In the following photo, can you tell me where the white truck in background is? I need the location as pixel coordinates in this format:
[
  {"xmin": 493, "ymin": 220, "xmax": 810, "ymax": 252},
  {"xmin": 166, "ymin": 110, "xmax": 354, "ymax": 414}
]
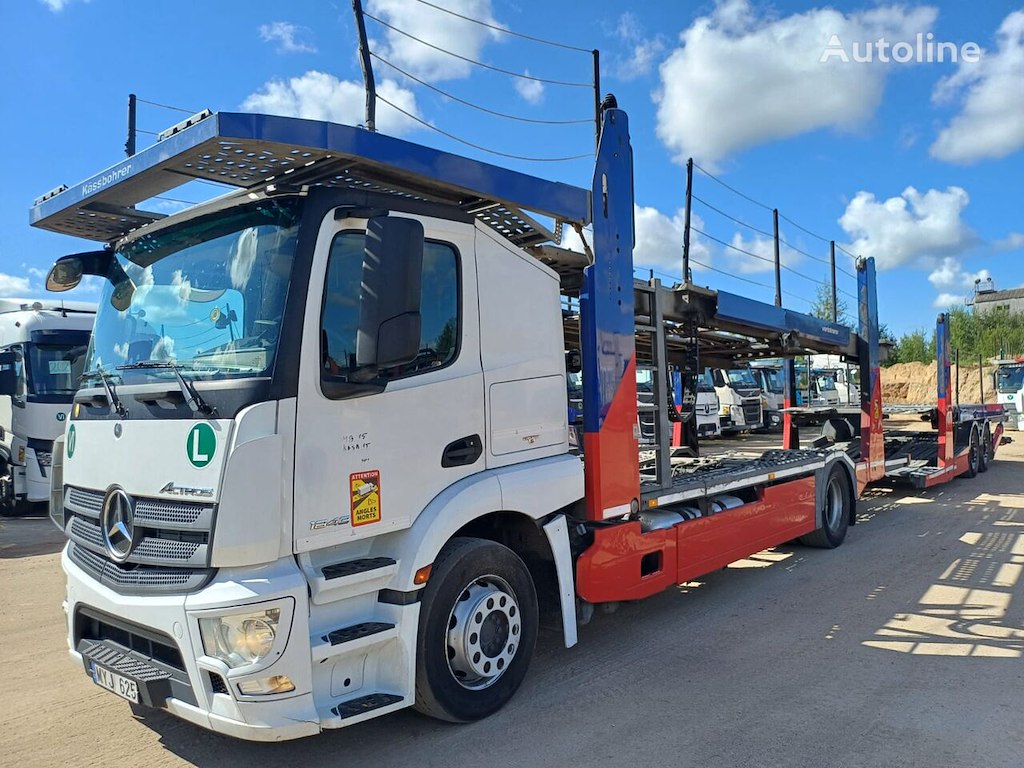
[
  {"xmin": 708, "ymin": 367, "xmax": 763, "ymax": 434},
  {"xmin": 994, "ymin": 359, "xmax": 1024, "ymax": 430},
  {"xmin": 0, "ymin": 298, "xmax": 95, "ymax": 515},
  {"xmin": 695, "ymin": 371, "xmax": 721, "ymax": 438},
  {"xmin": 809, "ymin": 354, "xmax": 859, "ymax": 406},
  {"xmin": 748, "ymin": 363, "xmax": 784, "ymax": 431}
]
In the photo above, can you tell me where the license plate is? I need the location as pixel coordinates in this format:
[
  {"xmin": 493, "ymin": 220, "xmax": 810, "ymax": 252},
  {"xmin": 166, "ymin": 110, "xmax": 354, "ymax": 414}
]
[{"xmin": 91, "ymin": 663, "xmax": 139, "ymax": 703}]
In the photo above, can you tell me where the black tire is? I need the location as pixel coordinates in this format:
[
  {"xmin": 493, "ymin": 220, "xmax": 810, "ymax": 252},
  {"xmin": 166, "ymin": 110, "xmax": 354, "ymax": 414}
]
[
  {"xmin": 978, "ymin": 425, "xmax": 991, "ymax": 473},
  {"xmin": 414, "ymin": 537, "xmax": 538, "ymax": 723},
  {"xmin": 963, "ymin": 428, "xmax": 980, "ymax": 479},
  {"xmin": 0, "ymin": 459, "xmax": 16, "ymax": 518},
  {"xmin": 799, "ymin": 465, "xmax": 851, "ymax": 549}
]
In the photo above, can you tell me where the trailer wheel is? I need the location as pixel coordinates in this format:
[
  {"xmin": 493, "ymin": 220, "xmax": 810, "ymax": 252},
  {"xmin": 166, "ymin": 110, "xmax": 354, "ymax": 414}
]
[
  {"xmin": 414, "ymin": 537, "xmax": 538, "ymax": 723},
  {"xmin": 964, "ymin": 428, "xmax": 981, "ymax": 479},
  {"xmin": 978, "ymin": 425, "xmax": 991, "ymax": 473},
  {"xmin": 799, "ymin": 466, "xmax": 851, "ymax": 549}
]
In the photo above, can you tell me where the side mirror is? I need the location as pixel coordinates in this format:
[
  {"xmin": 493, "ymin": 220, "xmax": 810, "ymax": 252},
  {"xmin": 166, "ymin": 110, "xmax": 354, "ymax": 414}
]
[
  {"xmin": 0, "ymin": 350, "xmax": 16, "ymax": 396},
  {"xmin": 46, "ymin": 256, "xmax": 84, "ymax": 292},
  {"xmin": 356, "ymin": 216, "xmax": 424, "ymax": 371}
]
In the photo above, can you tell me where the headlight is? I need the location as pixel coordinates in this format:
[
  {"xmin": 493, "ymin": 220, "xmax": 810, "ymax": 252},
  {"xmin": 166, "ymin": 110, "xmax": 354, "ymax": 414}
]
[
  {"xmin": 199, "ymin": 607, "xmax": 281, "ymax": 669},
  {"xmin": 721, "ymin": 405, "xmax": 731, "ymax": 415}
]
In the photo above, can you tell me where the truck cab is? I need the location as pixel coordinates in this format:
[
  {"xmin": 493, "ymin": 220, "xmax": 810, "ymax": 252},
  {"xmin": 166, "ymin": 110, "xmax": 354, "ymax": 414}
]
[
  {"xmin": 709, "ymin": 367, "xmax": 763, "ymax": 434},
  {"xmin": 0, "ymin": 299, "xmax": 94, "ymax": 514},
  {"xmin": 749, "ymin": 364, "xmax": 784, "ymax": 431},
  {"xmin": 994, "ymin": 360, "xmax": 1024, "ymax": 430},
  {"xmin": 695, "ymin": 370, "xmax": 721, "ymax": 438}
]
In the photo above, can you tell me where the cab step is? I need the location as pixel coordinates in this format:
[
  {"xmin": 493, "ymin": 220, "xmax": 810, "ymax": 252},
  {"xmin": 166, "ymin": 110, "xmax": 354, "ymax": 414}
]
[
  {"xmin": 322, "ymin": 557, "xmax": 396, "ymax": 580},
  {"xmin": 334, "ymin": 692, "xmax": 403, "ymax": 719},
  {"xmin": 311, "ymin": 621, "xmax": 398, "ymax": 662},
  {"xmin": 309, "ymin": 557, "xmax": 398, "ymax": 605},
  {"xmin": 319, "ymin": 692, "xmax": 408, "ymax": 729}
]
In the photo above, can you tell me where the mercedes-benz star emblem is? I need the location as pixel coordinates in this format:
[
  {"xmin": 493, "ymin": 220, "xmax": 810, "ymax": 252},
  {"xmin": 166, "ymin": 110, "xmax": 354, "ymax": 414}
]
[{"xmin": 101, "ymin": 487, "xmax": 135, "ymax": 562}]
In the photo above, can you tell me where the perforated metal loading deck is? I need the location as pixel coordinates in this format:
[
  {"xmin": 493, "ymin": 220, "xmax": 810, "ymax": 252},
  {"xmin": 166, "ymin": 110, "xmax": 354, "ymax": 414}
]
[{"xmin": 30, "ymin": 112, "xmax": 590, "ymax": 248}]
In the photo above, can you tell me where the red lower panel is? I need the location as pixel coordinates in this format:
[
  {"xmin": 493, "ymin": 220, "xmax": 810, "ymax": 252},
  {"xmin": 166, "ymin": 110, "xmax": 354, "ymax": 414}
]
[
  {"xmin": 576, "ymin": 477, "xmax": 818, "ymax": 603},
  {"xmin": 675, "ymin": 478, "xmax": 817, "ymax": 584},
  {"xmin": 921, "ymin": 451, "xmax": 968, "ymax": 488}
]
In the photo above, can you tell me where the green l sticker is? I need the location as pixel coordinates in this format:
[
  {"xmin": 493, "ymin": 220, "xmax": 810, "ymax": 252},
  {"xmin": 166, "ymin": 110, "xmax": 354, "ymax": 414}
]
[
  {"xmin": 67, "ymin": 424, "xmax": 76, "ymax": 458},
  {"xmin": 187, "ymin": 423, "xmax": 216, "ymax": 468}
]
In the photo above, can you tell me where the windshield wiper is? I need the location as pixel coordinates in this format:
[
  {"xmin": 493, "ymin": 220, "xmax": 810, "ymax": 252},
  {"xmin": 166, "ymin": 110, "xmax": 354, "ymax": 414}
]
[
  {"xmin": 117, "ymin": 361, "xmax": 217, "ymax": 417},
  {"xmin": 84, "ymin": 367, "xmax": 129, "ymax": 419}
]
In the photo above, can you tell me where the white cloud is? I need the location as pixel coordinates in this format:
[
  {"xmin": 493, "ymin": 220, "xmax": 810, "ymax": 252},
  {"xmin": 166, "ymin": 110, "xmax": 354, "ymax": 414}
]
[
  {"xmin": 39, "ymin": 0, "xmax": 79, "ymax": 11},
  {"xmin": 610, "ymin": 12, "xmax": 667, "ymax": 81},
  {"xmin": 725, "ymin": 232, "xmax": 806, "ymax": 274},
  {"xmin": 838, "ymin": 186, "xmax": 976, "ymax": 270},
  {"xmin": 927, "ymin": 256, "xmax": 990, "ymax": 306},
  {"xmin": 996, "ymin": 232, "xmax": 1024, "ymax": 251},
  {"xmin": 0, "ymin": 273, "xmax": 31, "ymax": 296},
  {"xmin": 654, "ymin": 0, "xmax": 937, "ymax": 165},
  {"xmin": 634, "ymin": 206, "xmax": 710, "ymax": 277},
  {"xmin": 514, "ymin": 72, "xmax": 544, "ymax": 105},
  {"xmin": 368, "ymin": 0, "xmax": 503, "ymax": 81},
  {"xmin": 558, "ymin": 206, "xmax": 711, "ymax": 279},
  {"xmin": 242, "ymin": 71, "xmax": 422, "ymax": 135},
  {"xmin": 931, "ymin": 10, "xmax": 1024, "ymax": 164},
  {"xmin": 933, "ymin": 292, "xmax": 964, "ymax": 308},
  {"xmin": 258, "ymin": 21, "xmax": 317, "ymax": 54}
]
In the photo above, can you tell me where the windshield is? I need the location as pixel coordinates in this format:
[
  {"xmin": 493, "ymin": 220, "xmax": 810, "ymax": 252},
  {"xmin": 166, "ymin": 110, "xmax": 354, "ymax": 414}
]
[
  {"xmin": 814, "ymin": 372, "xmax": 837, "ymax": 391},
  {"xmin": 27, "ymin": 340, "xmax": 89, "ymax": 396},
  {"xmin": 697, "ymin": 369, "xmax": 715, "ymax": 392},
  {"xmin": 997, "ymin": 365, "xmax": 1024, "ymax": 393},
  {"xmin": 84, "ymin": 199, "xmax": 301, "ymax": 383},
  {"xmin": 726, "ymin": 368, "xmax": 758, "ymax": 389},
  {"xmin": 756, "ymin": 368, "xmax": 785, "ymax": 393}
]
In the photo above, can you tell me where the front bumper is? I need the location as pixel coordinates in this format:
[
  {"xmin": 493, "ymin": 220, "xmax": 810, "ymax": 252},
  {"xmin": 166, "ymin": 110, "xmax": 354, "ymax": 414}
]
[{"xmin": 62, "ymin": 546, "xmax": 321, "ymax": 741}]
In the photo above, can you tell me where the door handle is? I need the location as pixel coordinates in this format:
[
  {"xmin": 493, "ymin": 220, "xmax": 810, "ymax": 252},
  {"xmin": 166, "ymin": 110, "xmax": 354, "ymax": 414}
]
[{"xmin": 442, "ymin": 435, "xmax": 483, "ymax": 468}]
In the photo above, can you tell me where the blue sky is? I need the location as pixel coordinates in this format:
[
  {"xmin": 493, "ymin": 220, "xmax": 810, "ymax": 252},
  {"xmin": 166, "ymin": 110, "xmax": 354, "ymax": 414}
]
[{"xmin": 1, "ymin": 0, "xmax": 1021, "ymax": 336}]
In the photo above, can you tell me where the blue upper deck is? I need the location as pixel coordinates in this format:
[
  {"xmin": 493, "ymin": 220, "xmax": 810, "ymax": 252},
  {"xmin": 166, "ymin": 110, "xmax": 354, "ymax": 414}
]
[{"xmin": 29, "ymin": 111, "xmax": 591, "ymax": 246}]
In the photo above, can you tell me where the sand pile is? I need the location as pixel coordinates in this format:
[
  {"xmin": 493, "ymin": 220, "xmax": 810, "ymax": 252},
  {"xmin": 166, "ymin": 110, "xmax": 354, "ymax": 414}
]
[{"xmin": 881, "ymin": 362, "xmax": 997, "ymax": 404}]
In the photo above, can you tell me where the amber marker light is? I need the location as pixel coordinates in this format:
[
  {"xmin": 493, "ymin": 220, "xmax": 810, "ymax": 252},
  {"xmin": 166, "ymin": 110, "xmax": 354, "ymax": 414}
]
[{"xmin": 414, "ymin": 564, "xmax": 433, "ymax": 585}]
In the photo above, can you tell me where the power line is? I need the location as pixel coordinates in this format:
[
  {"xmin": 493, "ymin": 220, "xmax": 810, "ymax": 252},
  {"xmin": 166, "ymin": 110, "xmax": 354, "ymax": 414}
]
[
  {"xmin": 692, "ymin": 162, "xmax": 772, "ymax": 211},
  {"xmin": 692, "ymin": 194, "xmax": 774, "ymax": 239},
  {"xmin": 411, "ymin": 0, "xmax": 593, "ymax": 54},
  {"xmin": 371, "ymin": 52, "xmax": 591, "ymax": 125},
  {"xmin": 154, "ymin": 195, "xmax": 199, "ymax": 206},
  {"xmin": 137, "ymin": 97, "xmax": 199, "ymax": 114},
  {"xmin": 364, "ymin": 11, "xmax": 592, "ymax": 87},
  {"xmin": 375, "ymin": 94, "xmax": 591, "ymax": 162}
]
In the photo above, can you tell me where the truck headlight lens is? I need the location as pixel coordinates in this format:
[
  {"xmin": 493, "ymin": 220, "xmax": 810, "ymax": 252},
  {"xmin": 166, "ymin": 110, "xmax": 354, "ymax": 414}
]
[{"xmin": 199, "ymin": 608, "xmax": 281, "ymax": 669}]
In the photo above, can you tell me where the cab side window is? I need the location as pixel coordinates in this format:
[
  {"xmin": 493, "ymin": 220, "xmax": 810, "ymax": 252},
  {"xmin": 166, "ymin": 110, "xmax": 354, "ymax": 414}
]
[{"xmin": 321, "ymin": 231, "xmax": 459, "ymax": 382}]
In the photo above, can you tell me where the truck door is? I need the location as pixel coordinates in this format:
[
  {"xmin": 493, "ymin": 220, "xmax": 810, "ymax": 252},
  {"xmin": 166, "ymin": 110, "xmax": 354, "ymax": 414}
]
[{"xmin": 293, "ymin": 213, "xmax": 483, "ymax": 550}]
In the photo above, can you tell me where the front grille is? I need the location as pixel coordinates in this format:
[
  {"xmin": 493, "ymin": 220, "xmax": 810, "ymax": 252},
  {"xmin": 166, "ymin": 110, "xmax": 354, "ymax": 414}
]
[
  {"xmin": 63, "ymin": 485, "xmax": 215, "ymax": 594},
  {"xmin": 68, "ymin": 543, "xmax": 213, "ymax": 594},
  {"xmin": 742, "ymin": 402, "xmax": 761, "ymax": 425}
]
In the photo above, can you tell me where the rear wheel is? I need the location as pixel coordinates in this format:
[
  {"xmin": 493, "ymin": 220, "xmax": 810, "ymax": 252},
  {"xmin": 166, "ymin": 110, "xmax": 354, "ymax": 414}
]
[
  {"xmin": 964, "ymin": 428, "xmax": 980, "ymax": 479},
  {"xmin": 978, "ymin": 425, "xmax": 991, "ymax": 473},
  {"xmin": 414, "ymin": 537, "xmax": 538, "ymax": 723},
  {"xmin": 799, "ymin": 465, "xmax": 851, "ymax": 549}
]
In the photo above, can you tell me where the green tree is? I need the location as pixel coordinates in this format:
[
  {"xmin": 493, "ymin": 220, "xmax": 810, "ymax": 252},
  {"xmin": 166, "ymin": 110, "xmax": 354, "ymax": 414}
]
[
  {"xmin": 887, "ymin": 328, "xmax": 935, "ymax": 365},
  {"xmin": 810, "ymin": 282, "xmax": 851, "ymax": 326}
]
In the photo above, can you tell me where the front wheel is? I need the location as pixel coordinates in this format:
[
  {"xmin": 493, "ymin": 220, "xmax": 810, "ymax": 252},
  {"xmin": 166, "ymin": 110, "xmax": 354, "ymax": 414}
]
[
  {"xmin": 0, "ymin": 458, "xmax": 16, "ymax": 518},
  {"xmin": 414, "ymin": 537, "xmax": 538, "ymax": 723},
  {"xmin": 799, "ymin": 465, "xmax": 851, "ymax": 549}
]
